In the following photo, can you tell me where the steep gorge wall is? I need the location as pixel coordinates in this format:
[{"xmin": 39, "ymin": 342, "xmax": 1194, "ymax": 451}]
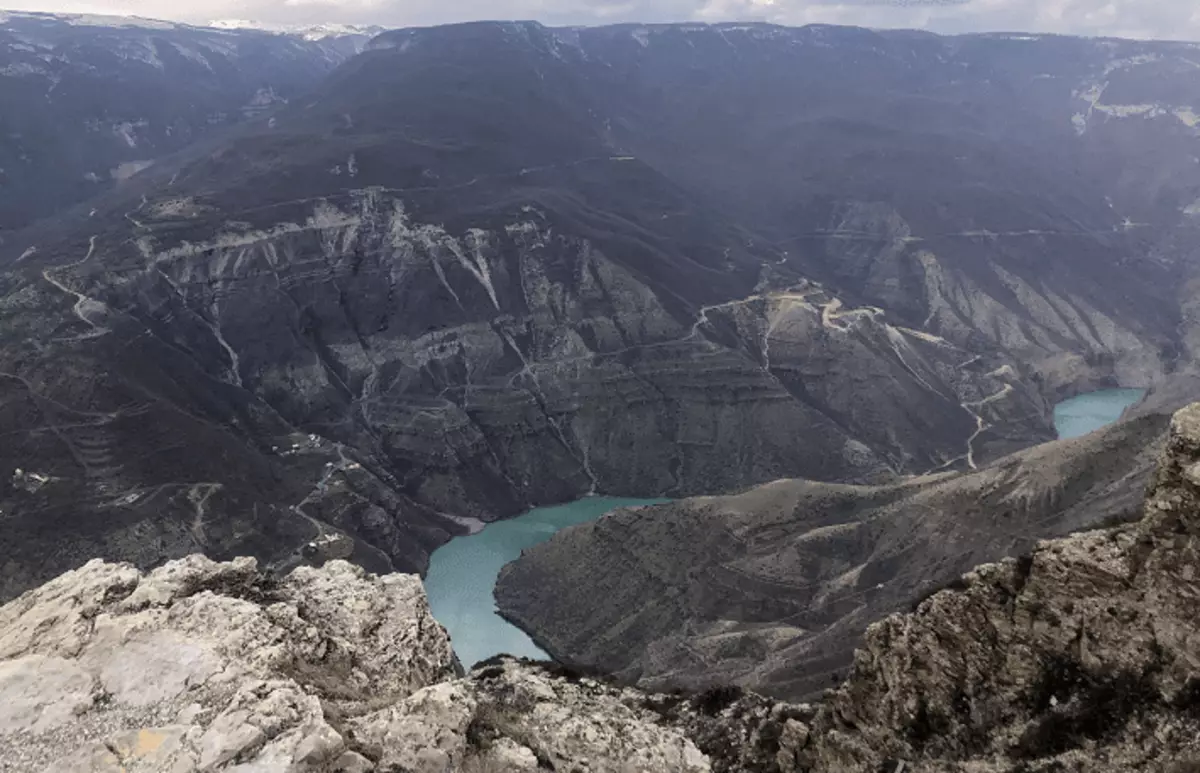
[{"xmin": 0, "ymin": 181, "xmax": 1062, "ymax": 601}]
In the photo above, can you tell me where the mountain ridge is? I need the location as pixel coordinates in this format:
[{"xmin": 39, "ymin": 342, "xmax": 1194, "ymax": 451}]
[
  {"xmin": 0, "ymin": 18, "xmax": 1197, "ymax": 602},
  {"xmin": 0, "ymin": 10, "xmax": 370, "ymax": 232}
]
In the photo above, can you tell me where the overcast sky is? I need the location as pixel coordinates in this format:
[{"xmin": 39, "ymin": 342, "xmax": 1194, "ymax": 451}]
[{"xmin": 6, "ymin": 0, "xmax": 1200, "ymax": 41}]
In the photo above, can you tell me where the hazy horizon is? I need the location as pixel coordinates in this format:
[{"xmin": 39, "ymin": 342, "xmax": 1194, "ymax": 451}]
[{"xmin": 1, "ymin": 0, "xmax": 1197, "ymax": 43}]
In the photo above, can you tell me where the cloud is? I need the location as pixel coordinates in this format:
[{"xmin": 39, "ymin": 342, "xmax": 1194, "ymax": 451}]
[{"xmin": 6, "ymin": 0, "xmax": 1200, "ymax": 41}]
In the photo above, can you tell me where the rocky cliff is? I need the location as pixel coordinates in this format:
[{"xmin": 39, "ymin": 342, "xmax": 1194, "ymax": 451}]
[
  {"xmin": 0, "ymin": 555, "xmax": 450, "ymax": 771},
  {"xmin": 0, "ymin": 553, "xmax": 813, "ymax": 773},
  {"xmin": 496, "ymin": 403, "xmax": 1172, "ymax": 700},
  {"xmin": 794, "ymin": 401, "xmax": 1200, "ymax": 771}
]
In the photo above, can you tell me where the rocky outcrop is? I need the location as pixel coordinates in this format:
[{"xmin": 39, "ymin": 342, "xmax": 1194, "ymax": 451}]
[
  {"xmin": 496, "ymin": 407, "xmax": 1171, "ymax": 700},
  {"xmin": 792, "ymin": 401, "xmax": 1200, "ymax": 771},
  {"xmin": 0, "ymin": 555, "xmax": 456, "ymax": 772},
  {"xmin": 0, "ymin": 553, "xmax": 815, "ymax": 773},
  {"xmin": 350, "ymin": 662, "xmax": 710, "ymax": 772}
]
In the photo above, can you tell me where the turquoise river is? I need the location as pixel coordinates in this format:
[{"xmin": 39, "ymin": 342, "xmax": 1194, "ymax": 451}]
[
  {"xmin": 425, "ymin": 388, "xmax": 1145, "ymax": 667},
  {"xmin": 1053, "ymin": 388, "xmax": 1145, "ymax": 440},
  {"xmin": 425, "ymin": 496, "xmax": 667, "ymax": 667}
]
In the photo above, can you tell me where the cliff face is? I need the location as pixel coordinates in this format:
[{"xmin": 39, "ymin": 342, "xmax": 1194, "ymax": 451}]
[
  {"xmin": 0, "ymin": 553, "xmax": 813, "ymax": 773},
  {"xmin": 496, "ymin": 407, "xmax": 1169, "ymax": 700},
  {"xmin": 795, "ymin": 401, "xmax": 1200, "ymax": 771},
  {"xmin": 0, "ymin": 190, "xmax": 1023, "ymax": 602}
]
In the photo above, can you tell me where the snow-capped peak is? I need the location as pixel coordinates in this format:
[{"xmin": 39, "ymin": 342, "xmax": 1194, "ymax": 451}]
[{"xmin": 208, "ymin": 19, "xmax": 385, "ymax": 40}]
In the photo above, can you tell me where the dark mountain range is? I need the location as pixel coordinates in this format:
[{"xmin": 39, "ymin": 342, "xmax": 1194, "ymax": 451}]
[
  {"xmin": 1, "ymin": 20, "xmax": 1199, "ymax": 600},
  {"xmin": 0, "ymin": 11, "xmax": 368, "ymax": 232}
]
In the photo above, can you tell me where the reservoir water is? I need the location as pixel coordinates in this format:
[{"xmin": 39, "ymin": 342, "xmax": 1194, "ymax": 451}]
[
  {"xmin": 1053, "ymin": 388, "xmax": 1146, "ymax": 439},
  {"xmin": 425, "ymin": 496, "xmax": 668, "ymax": 668}
]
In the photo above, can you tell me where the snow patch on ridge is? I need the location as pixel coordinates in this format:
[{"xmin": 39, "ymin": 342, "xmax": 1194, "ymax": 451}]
[{"xmin": 209, "ymin": 18, "xmax": 384, "ymax": 40}]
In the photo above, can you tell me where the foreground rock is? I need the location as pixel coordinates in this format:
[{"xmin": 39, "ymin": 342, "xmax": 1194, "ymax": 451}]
[
  {"xmin": 0, "ymin": 555, "xmax": 809, "ymax": 772},
  {"xmin": 497, "ymin": 406, "xmax": 1170, "ymax": 700},
  {"xmin": 0, "ymin": 556, "xmax": 456, "ymax": 772}
]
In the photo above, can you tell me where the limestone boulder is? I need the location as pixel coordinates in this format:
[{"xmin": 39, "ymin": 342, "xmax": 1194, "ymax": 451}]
[{"xmin": 0, "ymin": 556, "xmax": 456, "ymax": 773}]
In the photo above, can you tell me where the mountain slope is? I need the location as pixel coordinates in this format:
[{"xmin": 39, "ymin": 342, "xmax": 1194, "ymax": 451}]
[
  {"xmin": 1, "ymin": 21, "xmax": 1199, "ymax": 599},
  {"xmin": 496, "ymin": 403, "xmax": 1170, "ymax": 700},
  {"xmin": 0, "ymin": 11, "xmax": 365, "ymax": 232},
  {"xmin": 796, "ymin": 401, "xmax": 1200, "ymax": 771},
  {"xmin": 542, "ymin": 24, "xmax": 1194, "ymax": 391}
]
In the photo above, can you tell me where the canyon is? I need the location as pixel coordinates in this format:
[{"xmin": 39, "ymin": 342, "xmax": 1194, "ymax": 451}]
[
  {"xmin": 2, "ymin": 15, "xmax": 1200, "ymax": 770},
  {"xmin": 496, "ymin": 387, "xmax": 1173, "ymax": 699},
  {"xmin": 436, "ymin": 388, "xmax": 1141, "ymax": 670},
  {"xmin": 3, "ymin": 20, "xmax": 1200, "ymax": 603},
  {"xmin": 5, "ymin": 401, "xmax": 1200, "ymax": 771}
]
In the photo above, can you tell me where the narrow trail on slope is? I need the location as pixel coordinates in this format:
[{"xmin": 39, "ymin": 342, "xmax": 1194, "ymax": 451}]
[
  {"xmin": 216, "ymin": 156, "xmax": 633, "ymax": 221},
  {"xmin": 767, "ymin": 226, "xmax": 1148, "ymax": 250},
  {"xmin": 816, "ymin": 295, "xmax": 1012, "ymax": 473},
  {"xmin": 678, "ymin": 284, "xmax": 1022, "ymax": 477},
  {"xmin": 819, "ymin": 296, "xmax": 885, "ymax": 331},
  {"xmin": 961, "ymin": 383, "xmax": 1016, "ymax": 469},
  {"xmin": 40, "ymin": 235, "xmax": 113, "ymax": 340}
]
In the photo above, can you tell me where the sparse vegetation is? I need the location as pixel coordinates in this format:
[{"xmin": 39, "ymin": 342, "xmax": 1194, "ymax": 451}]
[
  {"xmin": 1014, "ymin": 553, "xmax": 1035, "ymax": 590},
  {"xmin": 1098, "ymin": 511, "xmax": 1141, "ymax": 530},
  {"xmin": 464, "ymin": 695, "xmax": 555, "ymax": 771},
  {"xmin": 905, "ymin": 694, "xmax": 953, "ymax": 752}
]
